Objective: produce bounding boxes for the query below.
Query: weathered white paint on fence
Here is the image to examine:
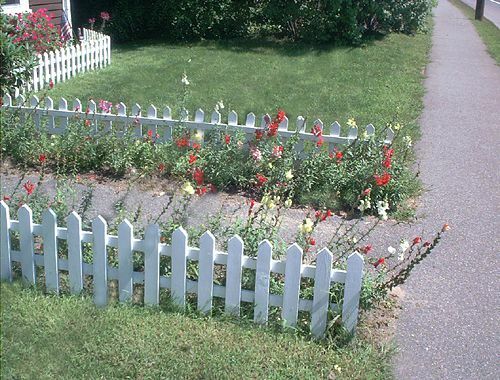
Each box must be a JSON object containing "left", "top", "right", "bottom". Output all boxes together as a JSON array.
[
  {"left": 1, "top": 95, "right": 395, "bottom": 149},
  {"left": 18, "top": 205, "right": 35, "bottom": 285},
  {"left": 0, "top": 203, "right": 365, "bottom": 337}
]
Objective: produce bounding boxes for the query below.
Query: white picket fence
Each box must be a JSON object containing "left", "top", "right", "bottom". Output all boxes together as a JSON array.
[
  {"left": 0, "top": 201, "right": 364, "bottom": 337},
  {"left": 1, "top": 94, "right": 395, "bottom": 149},
  {"left": 18, "top": 28, "right": 111, "bottom": 95}
]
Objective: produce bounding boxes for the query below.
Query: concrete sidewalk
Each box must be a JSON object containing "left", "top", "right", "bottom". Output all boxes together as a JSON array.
[{"left": 393, "top": 0, "right": 500, "bottom": 378}]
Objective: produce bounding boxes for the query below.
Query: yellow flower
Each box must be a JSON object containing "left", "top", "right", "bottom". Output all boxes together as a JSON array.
[
  {"left": 193, "top": 130, "right": 204, "bottom": 142},
  {"left": 285, "top": 169, "right": 294, "bottom": 180},
  {"left": 181, "top": 182, "right": 195, "bottom": 195},
  {"left": 300, "top": 218, "right": 314, "bottom": 234},
  {"left": 284, "top": 199, "right": 292, "bottom": 208},
  {"left": 347, "top": 118, "right": 357, "bottom": 128},
  {"left": 268, "top": 162, "right": 273, "bottom": 169}
]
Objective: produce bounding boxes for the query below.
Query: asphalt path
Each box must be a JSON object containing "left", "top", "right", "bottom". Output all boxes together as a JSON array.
[
  {"left": 461, "top": 0, "right": 500, "bottom": 27},
  {"left": 393, "top": 0, "right": 500, "bottom": 378}
]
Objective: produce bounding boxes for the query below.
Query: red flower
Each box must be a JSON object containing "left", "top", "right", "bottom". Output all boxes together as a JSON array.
[
  {"left": 361, "top": 245, "right": 372, "bottom": 254},
  {"left": 188, "top": 154, "right": 197, "bottom": 165},
  {"left": 316, "top": 136, "right": 324, "bottom": 147},
  {"left": 255, "top": 130, "right": 264, "bottom": 140},
  {"left": 335, "top": 151, "right": 343, "bottom": 163},
  {"left": 423, "top": 241, "right": 431, "bottom": 247},
  {"left": 362, "top": 188, "right": 371, "bottom": 197},
  {"left": 176, "top": 137, "right": 189, "bottom": 148},
  {"left": 277, "top": 109, "right": 285, "bottom": 122},
  {"left": 224, "top": 134, "right": 231, "bottom": 145},
  {"left": 193, "top": 168, "right": 204, "bottom": 185},
  {"left": 309, "top": 237, "right": 316, "bottom": 246},
  {"left": 23, "top": 181, "right": 35, "bottom": 196},
  {"left": 209, "top": 184, "right": 217, "bottom": 193},
  {"left": 158, "top": 163, "right": 165, "bottom": 173},
  {"left": 267, "top": 122, "right": 278, "bottom": 137},
  {"left": 412, "top": 236, "right": 422, "bottom": 246},
  {"left": 248, "top": 198, "right": 256, "bottom": 215},
  {"left": 374, "top": 172, "right": 391, "bottom": 186},
  {"left": 442, "top": 223, "right": 450, "bottom": 232},
  {"left": 192, "top": 142, "right": 201, "bottom": 150},
  {"left": 311, "top": 124, "right": 322, "bottom": 137},
  {"left": 315, "top": 209, "right": 333, "bottom": 222},
  {"left": 147, "top": 130, "right": 153, "bottom": 138},
  {"left": 255, "top": 173, "right": 268, "bottom": 187},
  {"left": 383, "top": 157, "right": 392, "bottom": 168},
  {"left": 196, "top": 186, "right": 207, "bottom": 196},
  {"left": 49, "top": 80, "right": 54, "bottom": 89},
  {"left": 373, "top": 258, "right": 385, "bottom": 268},
  {"left": 3, "top": 195, "right": 11, "bottom": 201},
  {"left": 100, "top": 11, "right": 110, "bottom": 21},
  {"left": 38, "top": 154, "right": 46, "bottom": 164}
]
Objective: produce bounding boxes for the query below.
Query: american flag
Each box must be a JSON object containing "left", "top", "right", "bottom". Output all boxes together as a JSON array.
[{"left": 60, "top": 12, "right": 73, "bottom": 42}]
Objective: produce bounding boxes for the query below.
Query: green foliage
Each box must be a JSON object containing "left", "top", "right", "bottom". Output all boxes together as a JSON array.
[
  {"left": 76, "top": 0, "right": 434, "bottom": 44},
  {"left": 0, "top": 10, "right": 36, "bottom": 96}
]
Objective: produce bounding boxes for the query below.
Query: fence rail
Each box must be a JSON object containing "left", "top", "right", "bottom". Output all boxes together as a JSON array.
[
  {"left": 1, "top": 94, "right": 394, "bottom": 150},
  {"left": 0, "top": 201, "right": 364, "bottom": 337},
  {"left": 17, "top": 28, "right": 111, "bottom": 95}
]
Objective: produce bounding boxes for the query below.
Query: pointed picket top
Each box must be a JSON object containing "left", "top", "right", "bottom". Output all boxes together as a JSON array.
[
  {"left": 180, "top": 108, "right": 189, "bottom": 121},
  {"left": 49, "top": 50, "right": 55, "bottom": 59},
  {"left": 296, "top": 116, "right": 306, "bottom": 133},
  {"left": 59, "top": 98, "right": 68, "bottom": 112},
  {"left": 18, "top": 203, "right": 32, "bottom": 218},
  {"left": 87, "top": 99, "right": 96, "bottom": 113},
  {"left": 287, "top": 243, "right": 303, "bottom": 257},
  {"left": 44, "top": 96, "right": 53, "bottom": 110},
  {"left": 117, "top": 102, "right": 127, "bottom": 116},
  {"left": 211, "top": 110, "right": 221, "bottom": 124},
  {"left": 195, "top": 108, "right": 205, "bottom": 122},
  {"left": 173, "top": 226, "right": 188, "bottom": 240},
  {"left": 278, "top": 116, "right": 288, "bottom": 131},
  {"left": 228, "top": 234, "right": 244, "bottom": 251},
  {"left": 92, "top": 214, "right": 107, "bottom": 229},
  {"left": 261, "top": 113, "right": 271, "bottom": 128},
  {"left": 329, "top": 121, "right": 341, "bottom": 136},
  {"left": 42, "top": 207, "right": 57, "bottom": 223},
  {"left": 313, "top": 119, "right": 324, "bottom": 133},
  {"left": 73, "top": 98, "right": 82, "bottom": 112},
  {"left": 317, "top": 247, "right": 333, "bottom": 260},
  {"left": 228, "top": 110, "right": 238, "bottom": 126},
  {"left": 43, "top": 51, "right": 49, "bottom": 60},
  {"left": 30, "top": 95, "right": 39, "bottom": 108},
  {"left": 119, "top": 218, "right": 133, "bottom": 232},
  {"left": 0, "top": 200, "right": 12, "bottom": 282},
  {"left": 365, "top": 123, "right": 375, "bottom": 137},
  {"left": 147, "top": 104, "right": 157, "bottom": 118},
  {"left": 258, "top": 239, "right": 273, "bottom": 253},
  {"left": 16, "top": 94, "right": 25, "bottom": 106},
  {"left": 68, "top": 210, "right": 81, "bottom": 225},
  {"left": 2, "top": 93, "right": 12, "bottom": 107},
  {"left": 0, "top": 200, "right": 8, "bottom": 213},
  {"left": 245, "top": 112, "right": 256, "bottom": 127},
  {"left": 200, "top": 230, "right": 216, "bottom": 246},
  {"left": 163, "top": 106, "right": 172, "bottom": 120},
  {"left": 282, "top": 243, "right": 303, "bottom": 327},
  {"left": 385, "top": 127, "right": 395, "bottom": 144},
  {"left": 347, "top": 126, "right": 358, "bottom": 139},
  {"left": 132, "top": 103, "right": 141, "bottom": 117}
]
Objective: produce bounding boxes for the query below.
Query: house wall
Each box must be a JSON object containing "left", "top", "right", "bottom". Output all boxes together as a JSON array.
[{"left": 29, "top": 0, "right": 71, "bottom": 26}]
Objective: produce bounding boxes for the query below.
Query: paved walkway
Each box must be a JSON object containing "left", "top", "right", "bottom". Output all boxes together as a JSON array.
[{"left": 393, "top": 0, "right": 500, "bottom": 378}]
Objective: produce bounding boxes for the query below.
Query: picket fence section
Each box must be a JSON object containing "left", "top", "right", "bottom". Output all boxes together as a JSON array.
[
  {"left": 0, "top": 201, "right": 364, "bottom": 336},
  {"left": 17, "top": 28, "right": 111, "bottom": 95},
  {"left": 1, "top": 94, "right": 394, "bottom": 149}
]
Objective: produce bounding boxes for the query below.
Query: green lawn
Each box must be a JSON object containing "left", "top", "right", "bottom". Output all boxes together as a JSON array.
[
  {"left": 1, "top": 282, "right": 393, "bottom": 379},
  {"left": 450, "top": 0, "right": 500, "bottom": 64},
  {"left": 48, "top": 33, "right": 432, "bottom": 139}
]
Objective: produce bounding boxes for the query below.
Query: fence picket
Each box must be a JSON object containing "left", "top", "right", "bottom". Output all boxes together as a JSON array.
[
  {"left": 42, "top": 209, "right": 59, "bottom": 294},
  {"left": 225, "top": 235, "right": 243, "bottom": 316},
  {"left": 0, "top": 201, "right": 11, "bottom": 281},
  {"left": 171, "top": 227, "right": 188, "bottom": 308},
  {"left": 254, "top": 240, "right": 272, "bottom": 324},
  {"left": 18, "top": 205, "right": 35, "bottom": 285},
  {"left": 118, "top": 219, "right": 134, "bottom": 302},
  {"left": 282, "top": 244, "right": 302, "bottom": 327},
  {"left": 342, "top": 253, "right": 364, "bottom": 333},
  {"left": 197, "top": 231, "right": 215, "bottom": 313},
  {"left": 144, "top": 224, "right": 160, "bottom": 306},
  {"left": 311, "top": 248, "right": 333, "bottom": 338},
  {"left": 67, "top": 211, "right": 83, "bottom": 294},
  {"left": 59, "top": 98, "right": 69, "bottom": 130},
  {"left": 92, "top": 216, "right": 108, "bottom": 307},
  {"left": 228, "top": 110, "right": 238, "bottom": 126}
]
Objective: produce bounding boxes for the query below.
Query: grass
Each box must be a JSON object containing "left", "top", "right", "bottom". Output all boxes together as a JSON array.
[
  {"left": 47, "top": 32, "right": 432, "bottom": 140},
  {"left": 1, "top": 282, "right": 393, "bottom": 379},
  {"left": 449, "top": 0, "right": 500, "bottom": 64}
]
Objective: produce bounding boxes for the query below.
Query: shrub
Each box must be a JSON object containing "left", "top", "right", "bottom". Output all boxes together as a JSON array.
[{"left": 0, "top": 10, "right": 36, "bottom": 96}]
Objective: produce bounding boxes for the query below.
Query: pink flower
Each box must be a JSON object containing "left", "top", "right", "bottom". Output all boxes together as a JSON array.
[
  {"left": 272, "top": 145, "right": 283, "bottom": 158},
  {"left": 251, "top": 147, "right": 262, "bottom": 161},
  {"left": 88, "top": 18, "right": 96, "bottom": 24},
  {"left": 100, "top": 12, "right": 110, "bottom": 21}
]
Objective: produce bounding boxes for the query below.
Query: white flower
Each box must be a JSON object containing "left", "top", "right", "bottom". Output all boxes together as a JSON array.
[
  {"left": 334, "top": 364, "right": 342, "bottom": 373},
  {"left": 284, "top": 198, "right": 292, "bottom": 208},
  {"left": 181, "top": 182, "right": 195, "bottom": 195},
  {"left": 403, "top": 135, "right": 412, "bottom": 148},
  {"left": 393, "top": 122, "right": 403, "bottom": 131},
  {"left": 377, "top": 200, "right": 389, "bottom": 221},
  {"left": 399, "top": 239, "right": 410, "bottom": 252},
  {"left": 285, "top": 169, "right": 294, "bottom": 180},
  {"left": 217, "top": 100, "right": 224, "bottom": 110},
  {"left": 387, "top": 246, "right": 396, "bottom": 255},
  {"left": 181, "top": 73, "right": 190, "bottom": 86},
  {"left": 300, "top": 218, "right": 314, "bottom": 234},
  {"left": 358, "top": 199, "right": 371, "bottom": 212}
]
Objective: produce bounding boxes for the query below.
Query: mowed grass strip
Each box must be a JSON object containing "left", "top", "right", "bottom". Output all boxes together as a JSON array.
[
  {"left": 449, "top": 0, "right": 500, "bottom": 65},
  {"left": 1, "top": 282, "right": 392, "bottom": 379},
  {"left": 48, "top": 32, "right": 432, "bottom": 139}
]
